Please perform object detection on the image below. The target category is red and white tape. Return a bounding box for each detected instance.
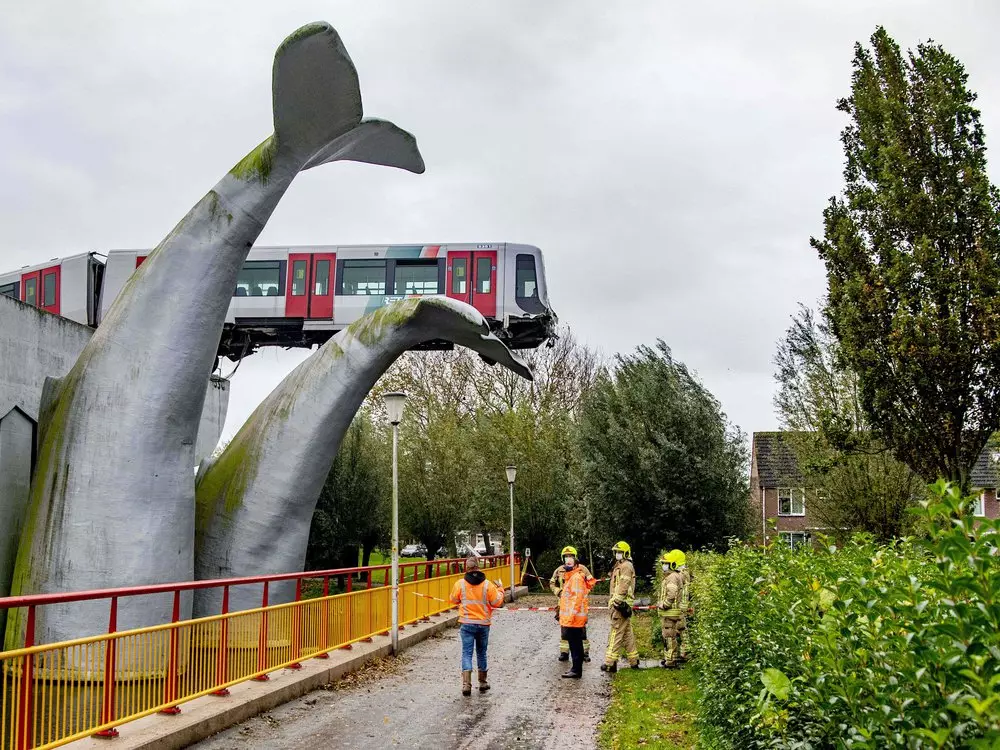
[409,590,658,612]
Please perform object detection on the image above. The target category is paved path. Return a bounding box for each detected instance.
[193,597,613,750]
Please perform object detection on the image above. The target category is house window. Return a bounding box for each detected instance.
[974,493,987,518]
[780,532,809,550]
[342,260,386,295]
[777,488,806,516]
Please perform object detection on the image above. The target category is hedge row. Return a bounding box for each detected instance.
[692,481,1000,748]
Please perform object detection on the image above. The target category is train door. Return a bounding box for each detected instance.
[20,271,39,307]
[471,250,497,318]
[309,252,336,319]
[286,252,337,319]
[285,253,311,318]
[40,264,61,316]
[446,251,471,305]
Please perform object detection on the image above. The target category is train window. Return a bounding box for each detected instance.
[314,260,330,296]
[515,255,538,298]
[25,277,37,306]
[342,260,386,295]
[235,261,283,297]
[291,260,307,296]
[476,257,491,294]
[451,258,467,295]
[0,282,17,300]
[43,272,57,306]
[395,260,439,296]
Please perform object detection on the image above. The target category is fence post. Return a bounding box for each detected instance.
[288,579,303,669]
[94,597,120,738]
[16,605,36,750]
[253,582,270,681]
[160,590,182,714]
[212,586,231,696]
[316,577,331,658]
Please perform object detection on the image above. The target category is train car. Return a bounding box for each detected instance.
[3,243,555,360]
[0,252,104,326]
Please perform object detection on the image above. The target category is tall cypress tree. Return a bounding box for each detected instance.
[813,27,1000,488]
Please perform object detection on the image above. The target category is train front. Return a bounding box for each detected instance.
[503,243,558,348]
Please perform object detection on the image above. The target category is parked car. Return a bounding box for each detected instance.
[400,544,421,557]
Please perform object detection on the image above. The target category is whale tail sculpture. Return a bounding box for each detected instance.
[6,21,424,653]
[240,22,424,181]
[193,297,532,615]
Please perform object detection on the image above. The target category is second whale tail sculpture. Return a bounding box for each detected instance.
[193,297,532,615]
[7,22,424,650]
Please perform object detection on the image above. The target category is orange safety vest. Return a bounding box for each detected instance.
[558,565,596,628]
[450,578,505,625]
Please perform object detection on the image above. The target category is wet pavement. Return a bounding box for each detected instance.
[192,596,614,749]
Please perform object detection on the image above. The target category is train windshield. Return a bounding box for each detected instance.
[515,254,545,314]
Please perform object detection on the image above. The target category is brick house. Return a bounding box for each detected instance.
[750,431,1000,547]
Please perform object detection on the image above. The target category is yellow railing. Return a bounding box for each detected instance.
[0,559,519,750]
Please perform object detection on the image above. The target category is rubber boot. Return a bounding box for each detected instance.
[558,652,569,662]
[461,670,472,696]
[478,670,490,692]
[600,662,618,674]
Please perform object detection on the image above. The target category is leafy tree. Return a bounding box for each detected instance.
[773,306,924,540]
[579,341,750,571]
[813,27,1000,489]
[305,410,390,570]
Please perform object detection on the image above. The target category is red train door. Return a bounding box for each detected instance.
[446,251,471,305]
[309,252,336,319]
[471,250,497,318]
[39,264,60,315]
[20,271,40,307]
[286,253,311,318]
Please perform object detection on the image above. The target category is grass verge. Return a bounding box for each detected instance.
[599,664,698,749]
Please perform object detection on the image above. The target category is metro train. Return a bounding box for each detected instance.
[0,243,556,359]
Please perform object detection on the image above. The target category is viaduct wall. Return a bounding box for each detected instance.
[0,294,229,625]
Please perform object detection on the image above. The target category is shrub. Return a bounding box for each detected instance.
[694,481,1000,748]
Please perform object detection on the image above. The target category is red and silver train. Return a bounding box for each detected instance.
[0,243,556,359]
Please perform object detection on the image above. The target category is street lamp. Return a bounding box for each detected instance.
[384,391,407,655]
[505,465,517,602]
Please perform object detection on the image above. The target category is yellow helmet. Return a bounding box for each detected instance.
[611,541,631,558]
[662,549,686,569]
[560,545,578,557]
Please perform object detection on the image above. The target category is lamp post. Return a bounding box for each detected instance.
[383,391,407,655]
[505,465,517,602]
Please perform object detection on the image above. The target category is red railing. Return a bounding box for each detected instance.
[0,554,515,747]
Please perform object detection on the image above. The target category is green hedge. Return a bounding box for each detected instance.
[693,481,1000,748]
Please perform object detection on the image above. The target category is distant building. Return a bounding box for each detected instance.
[750,431,999,548]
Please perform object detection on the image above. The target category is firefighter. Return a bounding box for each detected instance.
[558,546,598,678]
[659,549,690,668]
[449,556,506,696]
[601,540,639,673]
[550,546,591,662]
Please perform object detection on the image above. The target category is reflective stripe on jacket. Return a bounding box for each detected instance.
[558,565,596,627]
[450,578,505,625]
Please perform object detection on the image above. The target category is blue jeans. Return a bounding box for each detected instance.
[460,623,490,671]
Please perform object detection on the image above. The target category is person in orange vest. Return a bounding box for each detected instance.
[558,547,598,678]
[449,556,506,696]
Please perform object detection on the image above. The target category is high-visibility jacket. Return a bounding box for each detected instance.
[450,576,505,625]
[558,565,596,627]
[609,559,635,608]
[659,569,688,618]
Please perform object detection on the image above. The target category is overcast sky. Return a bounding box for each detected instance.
[2,1,999,443]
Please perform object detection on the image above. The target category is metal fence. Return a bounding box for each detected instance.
[0,555,518,749]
